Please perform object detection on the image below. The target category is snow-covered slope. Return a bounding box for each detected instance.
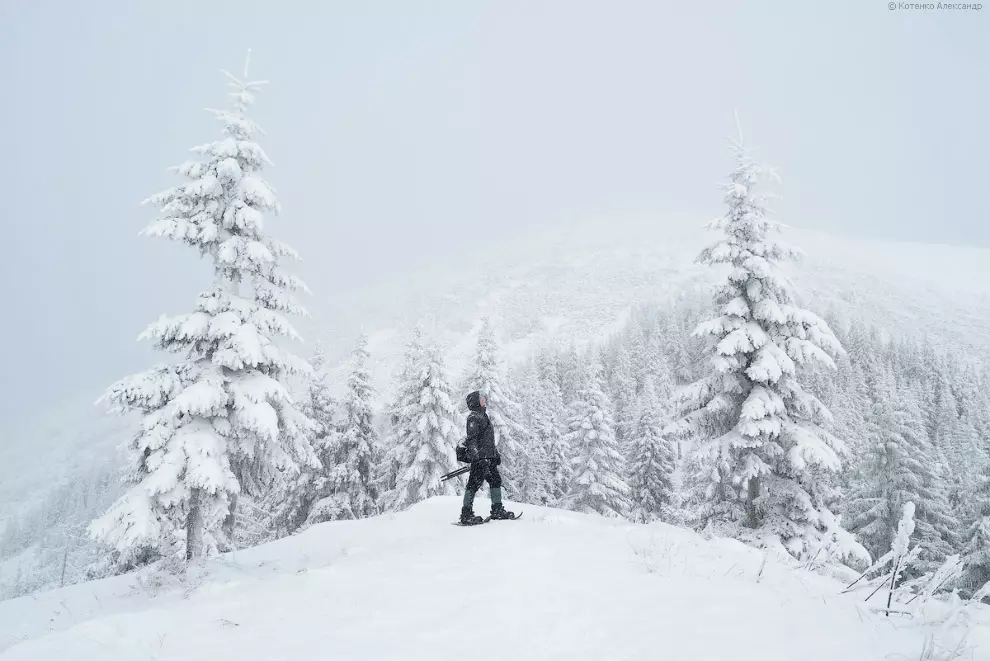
[315,214,990,400]
[1,497,985,660]
[0,390,132,512]
[3,214,989,596]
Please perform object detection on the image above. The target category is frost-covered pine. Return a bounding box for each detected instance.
[844,395,956,575]
[564,364,631,518]
[463,318,528,492]
[945,417,984,518]
[644,325,670,389]
[322,334,378,520]
[608,344,639,450]
[624,323,649,393]
[961,462,990,597]
[303,341,340,473]
[670,134,851,558]
[300,336,379,525]
[390,342,460,510]
[514,367,552,506]
[534,348,573,505]
[375,329,426,506]
[926,372,959,445]
[557,345,588,406]
[89,56,317,566]
[650,352,678,455]
[628,376,677,524]
[270,342,339,534]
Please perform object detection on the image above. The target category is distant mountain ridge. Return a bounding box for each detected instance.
[317,215,990,402]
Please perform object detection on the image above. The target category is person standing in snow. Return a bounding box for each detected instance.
[460,390,516,524]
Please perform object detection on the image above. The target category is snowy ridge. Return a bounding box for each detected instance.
[2,496,986,660]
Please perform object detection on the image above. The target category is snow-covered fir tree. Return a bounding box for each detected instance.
[624,321,649,393]
[557,344,587,407]
[514,365,552,506]
[608,343,640,450]
[533,347,573,505]
[331,334,379,518]
[302,335,379,524]
[462,318,528,493]
[844,392,957,574]
[670,133,855,559]
[961,461,990,597]
[375,329,426,505]
[627,376,678,523]
[389,342,460,510]
[944,417,984,518]
[564,364,631,518]
[270,342,339,534]
[89,56,317,566]
[643,322,670,393]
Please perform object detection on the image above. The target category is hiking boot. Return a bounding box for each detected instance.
[460,506,483,525]
[490,503,515,520]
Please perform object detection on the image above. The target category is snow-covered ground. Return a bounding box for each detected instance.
[2,497,986,661]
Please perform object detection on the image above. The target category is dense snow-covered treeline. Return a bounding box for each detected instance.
[6,297,989,600]
[0,465,118,598]
[2,61,989,605]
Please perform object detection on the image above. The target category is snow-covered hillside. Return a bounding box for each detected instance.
[3,215,990,600]
[8,217,989,495]
[316,215,990,399]
[1,496,985,660]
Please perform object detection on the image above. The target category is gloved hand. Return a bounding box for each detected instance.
[493,452,502,466]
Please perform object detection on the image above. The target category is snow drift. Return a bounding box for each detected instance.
[1,496,987,660]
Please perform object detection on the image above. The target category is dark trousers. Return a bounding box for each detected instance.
[463,459,502,508]
[466,459,502,492]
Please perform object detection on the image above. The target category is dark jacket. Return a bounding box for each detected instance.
[464,391,498,462]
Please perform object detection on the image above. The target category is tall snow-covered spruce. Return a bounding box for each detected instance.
[961,461,990,596]
[627,376,678,524]
[89,55,317,567]
[375,329,425,505]
[389,341,460,510]
[671,132,862,560]
[844,390,957,576]
[514,364,552,505]
[564,364,631,518]
[607,343,639,450]
[283,334,379,527]
[316,333,379,521]
[529,347,573,506]
[270,342,338,534]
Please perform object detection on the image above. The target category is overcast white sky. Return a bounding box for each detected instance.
[1,0,987,426]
